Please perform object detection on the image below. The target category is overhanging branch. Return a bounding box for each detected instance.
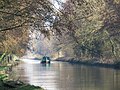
[0,22,26,32]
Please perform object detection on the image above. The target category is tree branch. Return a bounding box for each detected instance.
[0,22,26,32]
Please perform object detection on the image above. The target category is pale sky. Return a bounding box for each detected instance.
[51,0,66,9]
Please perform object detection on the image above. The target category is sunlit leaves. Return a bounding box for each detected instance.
[52,0,120,61]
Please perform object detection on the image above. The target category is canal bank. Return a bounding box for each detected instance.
[0,54,44,90]
[55,57,120,69]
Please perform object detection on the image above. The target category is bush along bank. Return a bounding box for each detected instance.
[55,57,120,69]
[0,53,44,90]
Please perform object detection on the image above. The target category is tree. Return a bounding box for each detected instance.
[0,0,56,56]
[52,0,120,62]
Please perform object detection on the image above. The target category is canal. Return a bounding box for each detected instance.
[12,59,120,90]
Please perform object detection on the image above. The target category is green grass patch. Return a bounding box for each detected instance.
[0,80,44,90]
[0,66,8,71]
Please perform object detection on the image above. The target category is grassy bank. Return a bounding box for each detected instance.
[55,57,120,69]
[0,80,43,90]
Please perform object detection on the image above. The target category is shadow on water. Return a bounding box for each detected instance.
[40,63,51,67]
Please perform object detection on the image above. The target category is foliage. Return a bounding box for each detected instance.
[0,0,120,62]
[52,0,120,62]
[0,0,55,56]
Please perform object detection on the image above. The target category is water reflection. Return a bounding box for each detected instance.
[41,63,51,67]
[13,60,120,90]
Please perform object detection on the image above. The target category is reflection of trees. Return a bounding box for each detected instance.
[59,64,120,90]
[114,70,120,90]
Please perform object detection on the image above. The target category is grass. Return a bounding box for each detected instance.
[0,81,44,90]
[0,66,8,71]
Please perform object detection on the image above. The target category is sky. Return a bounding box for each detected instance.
[51,0,66,9]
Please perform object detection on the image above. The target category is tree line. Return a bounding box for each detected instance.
[0,0,120,63]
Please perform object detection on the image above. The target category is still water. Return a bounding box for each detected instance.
[12,59,120,90]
